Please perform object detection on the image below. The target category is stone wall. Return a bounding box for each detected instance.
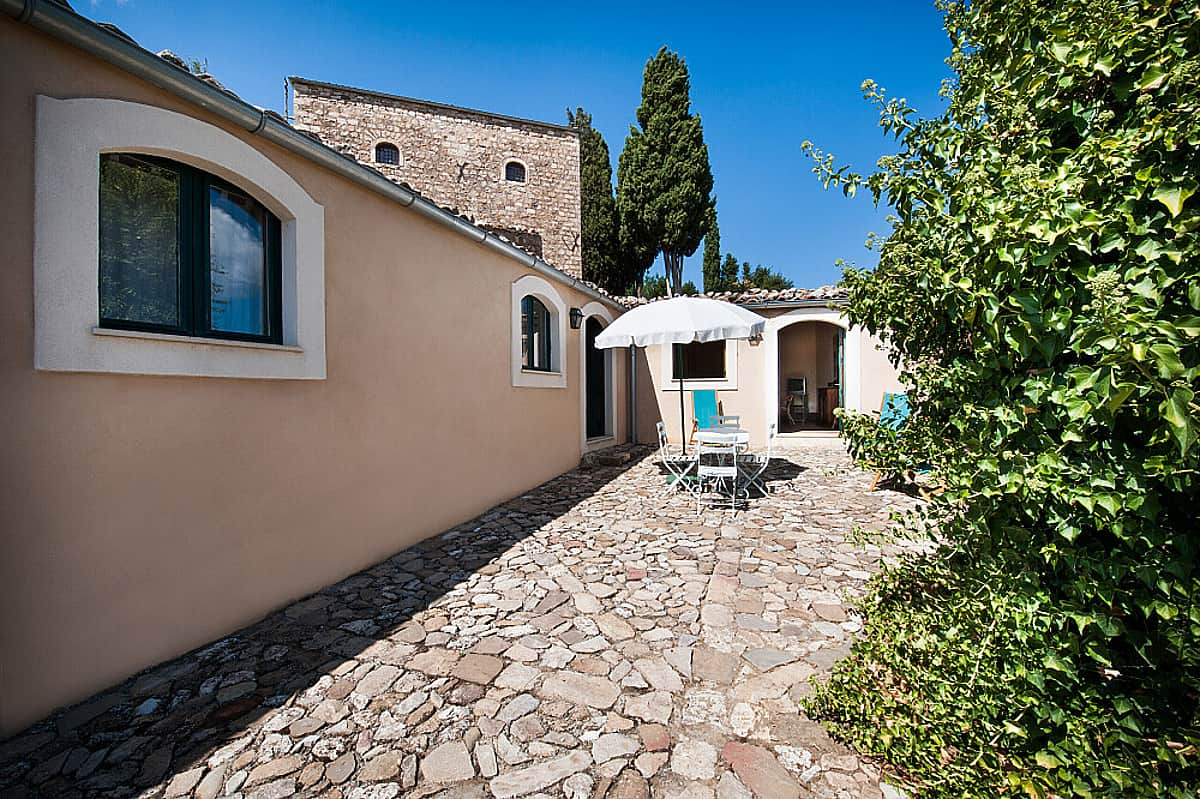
[292,79,583,277]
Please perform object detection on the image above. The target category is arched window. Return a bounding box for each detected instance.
[511,274,565,388]
[504,160,526,183]
[98,152,282,343]
[520,295,552,371]
[374,142,400,165]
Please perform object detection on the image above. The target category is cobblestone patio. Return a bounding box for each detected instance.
[0,441,922,799]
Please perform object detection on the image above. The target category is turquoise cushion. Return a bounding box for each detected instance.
[693,390,719,428]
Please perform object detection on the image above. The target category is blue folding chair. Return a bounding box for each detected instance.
[879,392,911,430]
[689,390,728,444]
[870,392,913,491]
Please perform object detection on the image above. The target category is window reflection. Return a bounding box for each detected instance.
[209,185,267,336]
[99,154,181,327]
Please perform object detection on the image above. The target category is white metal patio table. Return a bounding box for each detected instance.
[694,426,751,449]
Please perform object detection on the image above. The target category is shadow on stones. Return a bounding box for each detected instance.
[652,457,805,494]
[0,447,653,798]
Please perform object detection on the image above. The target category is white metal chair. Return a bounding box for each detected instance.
[697,443,739,514]
[657,421,697,495]
[784,377,808,425]
[738,423,776,497]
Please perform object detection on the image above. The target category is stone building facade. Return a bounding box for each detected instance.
[291,78,583,277]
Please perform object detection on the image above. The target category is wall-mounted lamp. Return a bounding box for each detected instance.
[569,307,584,329]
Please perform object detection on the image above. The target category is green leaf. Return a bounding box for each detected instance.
[1035,751,1061,769]
[1050,42,1073,63]
[1137,64,1166,91]
[1163,387,1196,454]
[1151,180,1197,217]
[1150,344,1185,377]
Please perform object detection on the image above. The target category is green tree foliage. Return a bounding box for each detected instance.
[702,205,726,292]
[616,47,714,296]
[567,107,625,294]
[803,1,1200,795]
[640,274,668,299]
[679,280,699,295]
[739,261,793,290]
[719,254,741,290]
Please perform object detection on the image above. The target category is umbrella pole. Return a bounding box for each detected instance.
[679,376,686,456]
[676,344,687,456]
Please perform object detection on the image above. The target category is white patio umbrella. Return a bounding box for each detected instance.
[594,296,767,453]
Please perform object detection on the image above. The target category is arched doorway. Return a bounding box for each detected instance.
[760,307,859,440]
[585,317,608,439]
[579,303,616,450]
[776,320,844,431]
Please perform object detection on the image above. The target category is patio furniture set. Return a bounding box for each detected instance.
[591,295,777,514]
[656,398,778,513]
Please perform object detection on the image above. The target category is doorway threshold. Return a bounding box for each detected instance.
[777,429,840,439]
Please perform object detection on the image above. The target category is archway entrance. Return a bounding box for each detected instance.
[777,320,844,432]
[585,317,611,439]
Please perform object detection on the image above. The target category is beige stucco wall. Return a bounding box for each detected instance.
[0,19,624,736]
[640,338,770,448]
[859,330,906,411]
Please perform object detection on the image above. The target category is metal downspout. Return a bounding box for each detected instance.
[629,346,637,445]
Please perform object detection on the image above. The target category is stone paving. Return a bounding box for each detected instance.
[0,440,922,799]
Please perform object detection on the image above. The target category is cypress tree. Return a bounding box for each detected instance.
[701,205,722,292]
[721,253,739,290]
[567,108,623,294]
[616,47,714,296]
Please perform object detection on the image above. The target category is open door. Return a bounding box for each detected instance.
[585,317,607,439]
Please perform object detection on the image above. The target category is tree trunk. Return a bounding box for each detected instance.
[663,251,683,296]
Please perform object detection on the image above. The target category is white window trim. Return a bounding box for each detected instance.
[34,96,326,380]
[578,302,618,452]
[502,157,529,184]
[658,339,739,391]
[511,274,566,388]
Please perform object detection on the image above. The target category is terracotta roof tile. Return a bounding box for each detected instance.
[613,285,847,309]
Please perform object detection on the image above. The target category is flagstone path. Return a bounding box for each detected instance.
[0,440,922,799]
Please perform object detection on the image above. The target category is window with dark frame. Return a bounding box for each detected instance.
[504,161,526,183]
[520,295,553,371]
[672,341,726,380]
[99,153,282,344]
[375,142,400,165]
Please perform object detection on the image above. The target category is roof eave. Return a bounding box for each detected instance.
[736,298,847,309]
[0,0,617,311]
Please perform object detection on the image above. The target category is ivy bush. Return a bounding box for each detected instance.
[835,408,908,484]
[802,0,1199,795]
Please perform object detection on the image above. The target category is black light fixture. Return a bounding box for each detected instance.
[569,307,583,329]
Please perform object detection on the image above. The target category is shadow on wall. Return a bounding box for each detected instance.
[634,347,662,444]
[0,449,649,796]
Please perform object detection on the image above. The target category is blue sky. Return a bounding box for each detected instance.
[87,0,952,289]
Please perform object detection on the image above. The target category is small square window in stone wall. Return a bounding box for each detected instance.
[375,142,400,165]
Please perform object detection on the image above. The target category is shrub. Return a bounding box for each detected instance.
[803,0,1200,795]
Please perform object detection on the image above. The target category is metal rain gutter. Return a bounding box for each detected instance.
[2,0,622,313]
